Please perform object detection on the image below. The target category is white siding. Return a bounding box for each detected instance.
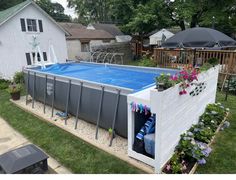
[0,4,67,79]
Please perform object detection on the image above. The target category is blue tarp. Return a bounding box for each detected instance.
[37,63,178,92]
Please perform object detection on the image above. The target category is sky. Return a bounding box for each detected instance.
[51,0,77,18]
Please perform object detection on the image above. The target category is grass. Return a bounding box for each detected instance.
[0,85,236,174]
[0,89,144,174]
[196,92,236,173]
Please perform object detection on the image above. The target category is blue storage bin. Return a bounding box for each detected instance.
[144,133,155,157]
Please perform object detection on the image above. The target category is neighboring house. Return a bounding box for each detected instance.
[60,22,116,60]
[0,0,68,79]
[149,29,174,46]
[87,23,132,43]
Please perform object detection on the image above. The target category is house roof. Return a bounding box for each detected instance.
[59,22,115,40]
[0,0,69,35]
[0,0,29,25]
[90,23,124,36]
[59,22,86,30]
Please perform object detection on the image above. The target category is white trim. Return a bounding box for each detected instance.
[128,150,155,167]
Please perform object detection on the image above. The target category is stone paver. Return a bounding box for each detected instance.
[0,117,72,174]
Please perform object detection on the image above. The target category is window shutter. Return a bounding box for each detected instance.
[20,19,26,32]
[43,52,47,61]
[38,20,43,32]
[37,53,41,62]
[25,53,31,65]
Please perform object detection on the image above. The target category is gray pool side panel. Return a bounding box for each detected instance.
[24,73,128,138]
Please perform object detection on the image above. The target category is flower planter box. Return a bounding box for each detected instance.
[189,112,229,174]
[162,111,229,174]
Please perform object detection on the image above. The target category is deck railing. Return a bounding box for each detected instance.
[154,48,236,74]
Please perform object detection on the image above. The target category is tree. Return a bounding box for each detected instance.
[35,0,72,22]
[67,0,109,23]
[164,0,236,32]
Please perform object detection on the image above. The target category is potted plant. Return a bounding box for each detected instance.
[156,73,174,91]
[7,83,22,100]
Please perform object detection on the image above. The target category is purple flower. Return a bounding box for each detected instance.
[196,141,208,150]
[202,147,212,157]
[198,158,206,165]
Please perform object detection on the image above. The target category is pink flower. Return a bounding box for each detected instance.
[183,90,187,94]
[171,74,178,81]
[183,75,189,80]
[179,91,183,95]
[166,164,171,171]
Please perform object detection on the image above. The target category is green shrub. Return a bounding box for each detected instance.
[199,63,212,72]
[0,79,11,90]
[7,83,23,94]
[207,58,219,66]
[13,71,24,84]
[130,57,157,67]
[224,77,236,95]
[189,124,214,143]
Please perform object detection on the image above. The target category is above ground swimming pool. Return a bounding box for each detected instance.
[24,62,178,139]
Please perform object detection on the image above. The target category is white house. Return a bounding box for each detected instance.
[0,0,68,79]
[149,29,174,46]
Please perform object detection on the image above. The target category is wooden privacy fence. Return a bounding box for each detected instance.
[154,48,236,74]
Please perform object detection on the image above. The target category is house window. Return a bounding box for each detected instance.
[43,52,47,61]
[20,18,26,32]
[25,52,47,65]
[27,19,37,32]
[25,53,31,65]
[20,19,43,32]
[81,42,90,52]
[38,20,43,32]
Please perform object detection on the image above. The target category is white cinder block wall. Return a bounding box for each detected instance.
[0,4,67,79]
[127,66,219,173]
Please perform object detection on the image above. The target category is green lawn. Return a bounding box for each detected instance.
[1,87,236,174]
[0,89,143,174]
[196,92,236,173]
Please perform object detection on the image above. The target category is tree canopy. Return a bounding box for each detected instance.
[67,0,236,37]
[35,0,71,22]
[1,0,236,37]
[0,0,71,22]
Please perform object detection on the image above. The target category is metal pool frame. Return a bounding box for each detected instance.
[24,62,177,144]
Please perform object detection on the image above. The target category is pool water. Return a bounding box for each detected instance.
[37,63,178,92]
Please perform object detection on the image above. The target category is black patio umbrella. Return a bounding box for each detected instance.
[162,27,236,48]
